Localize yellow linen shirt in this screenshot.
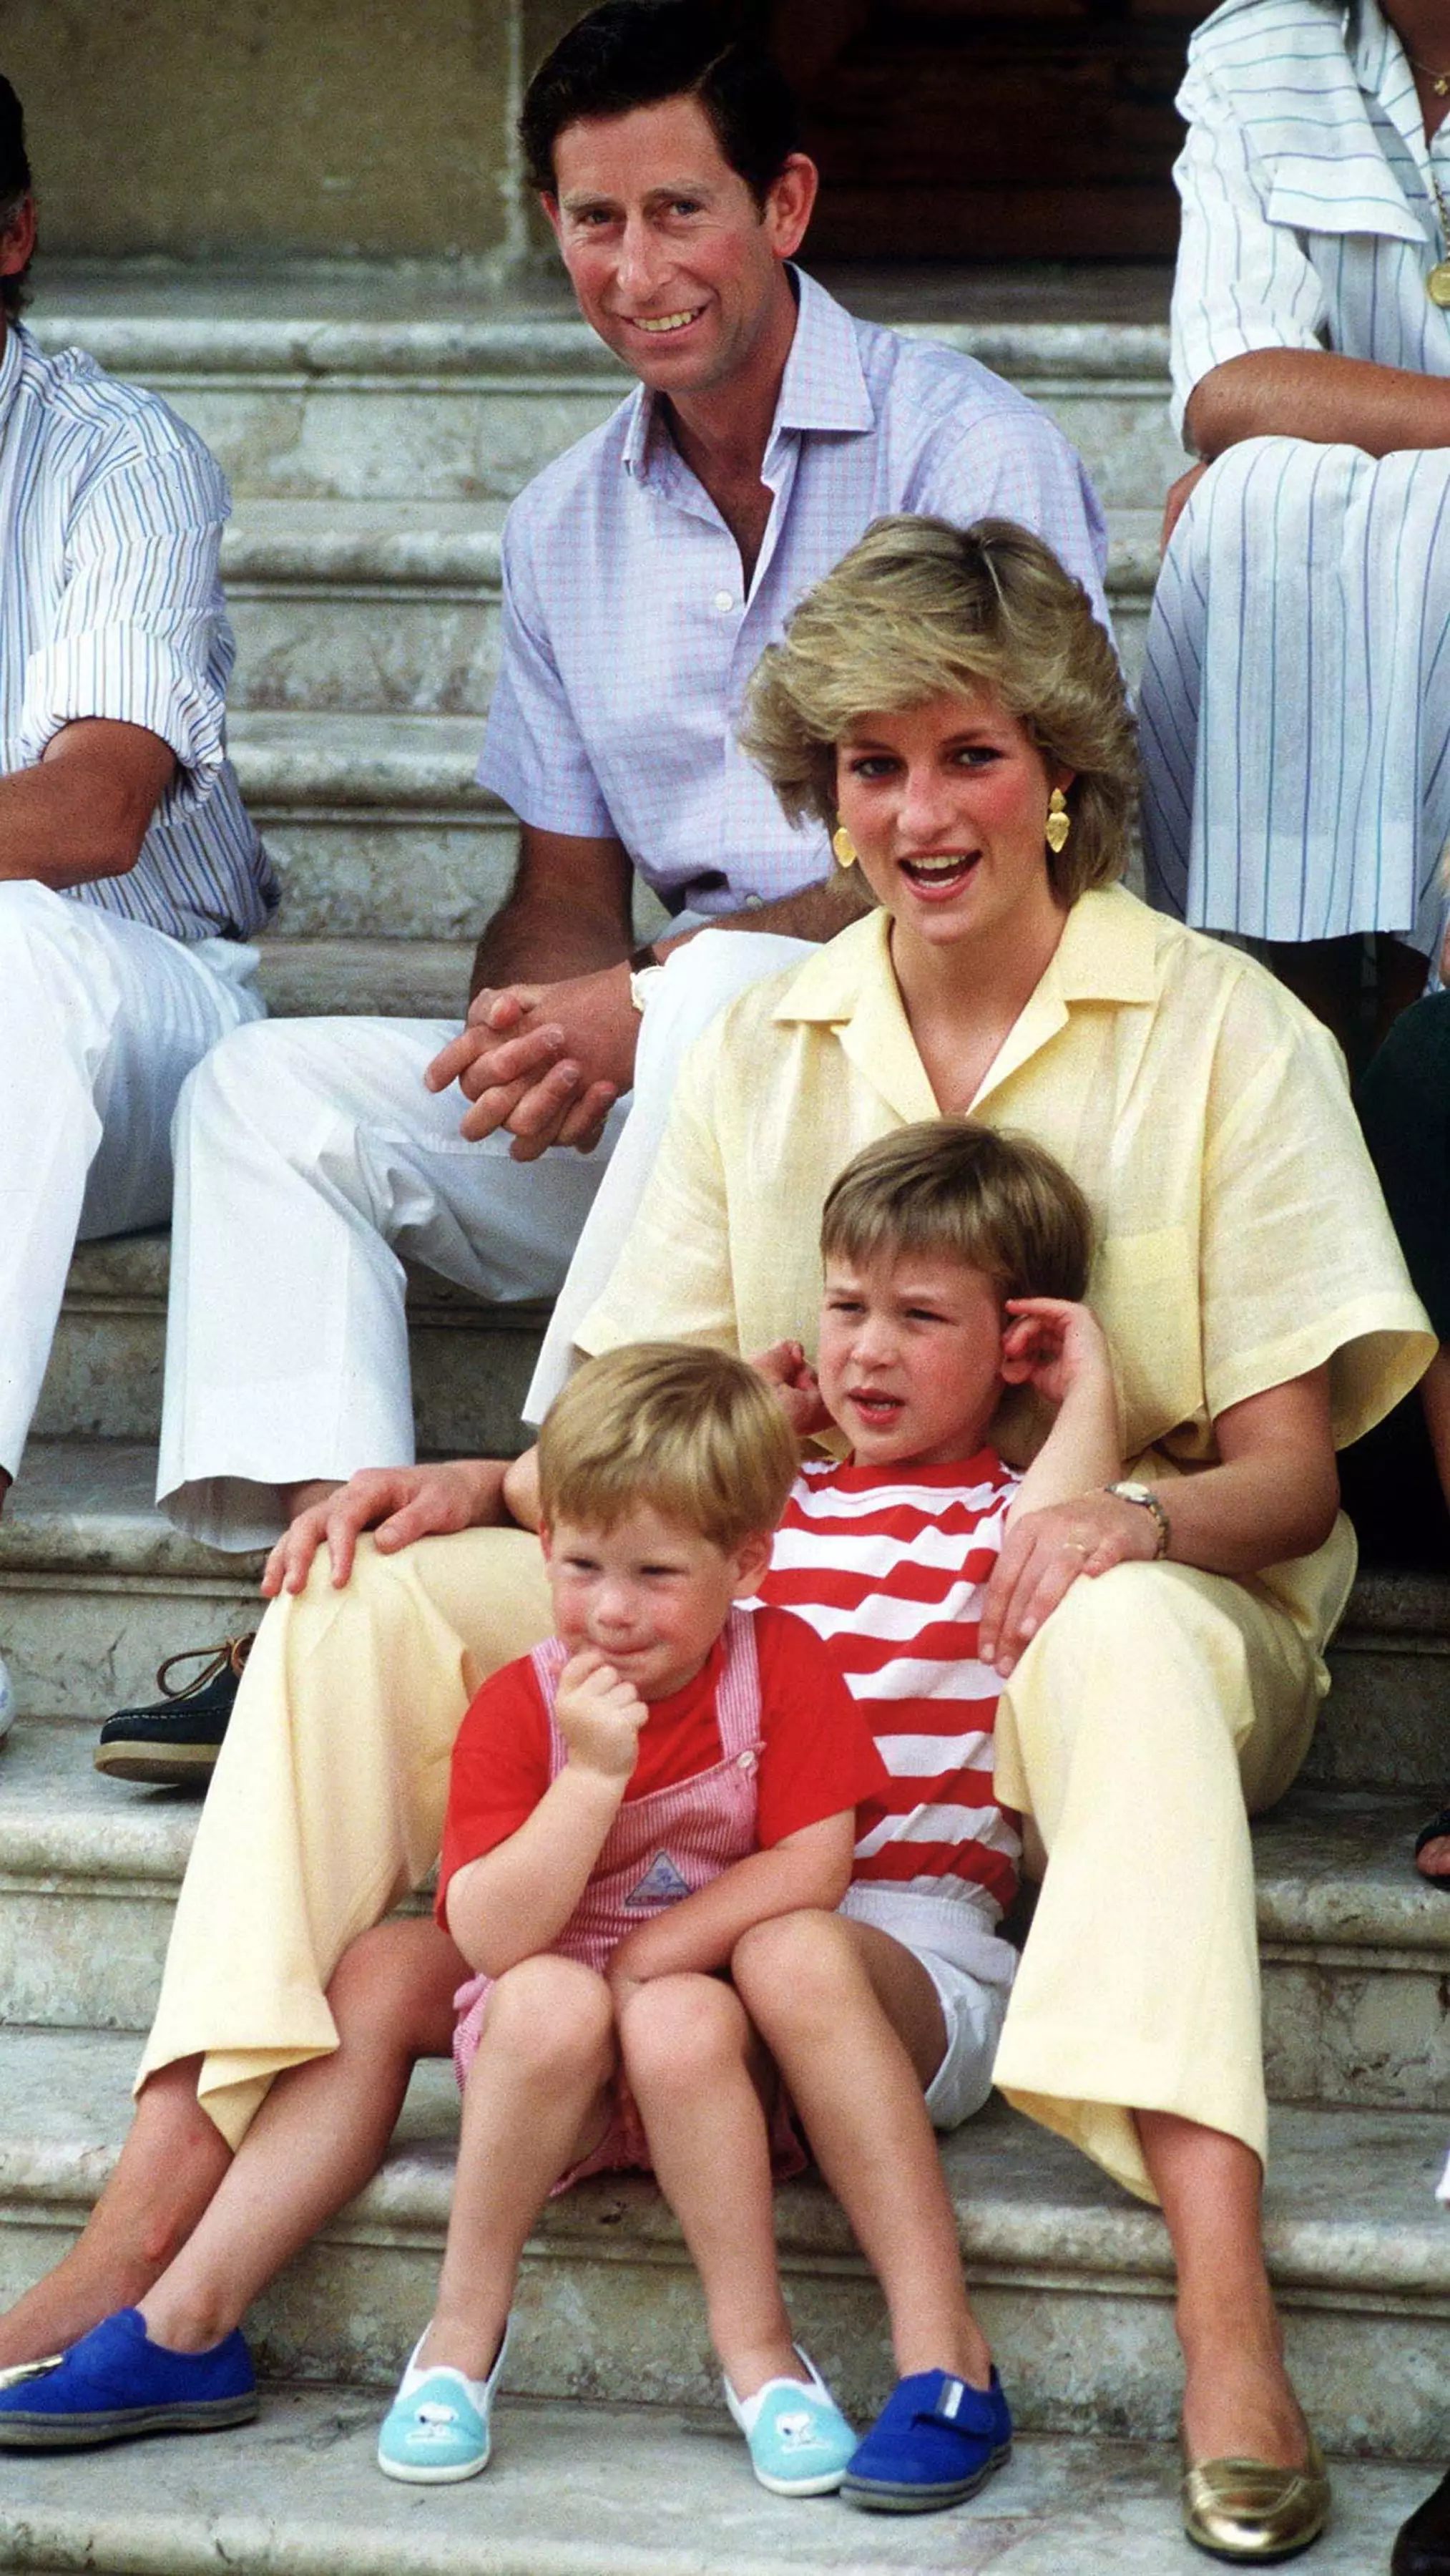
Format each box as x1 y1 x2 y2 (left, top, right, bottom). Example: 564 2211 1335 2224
579 887 1432 1641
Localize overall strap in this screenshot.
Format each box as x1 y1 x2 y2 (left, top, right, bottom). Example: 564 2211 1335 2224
529 1636 573 1782
713 1605 763 1760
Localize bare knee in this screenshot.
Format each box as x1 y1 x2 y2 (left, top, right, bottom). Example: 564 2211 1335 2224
733 1909 860 2037
481 1955 615 2085
620 1972 750 2097
327 1920 461 2054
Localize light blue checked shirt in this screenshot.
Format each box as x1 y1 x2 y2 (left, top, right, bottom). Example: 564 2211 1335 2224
1171 0 1450 441
0 323 276 941
479 269 1109 917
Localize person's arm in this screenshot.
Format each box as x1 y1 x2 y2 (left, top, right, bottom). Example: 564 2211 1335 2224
977 1365 1339 1677
431 849 869 1163
607 1810 855 1994
444 1649 645 1975
1186 350 1450 462
0 716 175 886
1004 1299 1121 1519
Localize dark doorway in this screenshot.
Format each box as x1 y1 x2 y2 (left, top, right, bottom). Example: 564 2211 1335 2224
768 2 1212 261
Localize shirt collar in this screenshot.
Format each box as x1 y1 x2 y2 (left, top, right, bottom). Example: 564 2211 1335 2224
771 884 1156 1115
620 265 874 482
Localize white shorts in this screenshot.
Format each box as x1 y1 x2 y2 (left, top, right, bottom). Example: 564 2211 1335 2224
917 1945 1015 2132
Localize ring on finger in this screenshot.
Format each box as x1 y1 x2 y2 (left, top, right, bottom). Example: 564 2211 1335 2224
1061 1539 1089 1553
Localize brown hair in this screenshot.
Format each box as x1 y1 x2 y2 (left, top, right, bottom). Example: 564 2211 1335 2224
820 1118 1092 1303
740 514 1137 903
538 1342 798 1546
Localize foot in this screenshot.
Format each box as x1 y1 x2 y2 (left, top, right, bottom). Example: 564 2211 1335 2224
841 2368 1012 2514
0 2308 255 2449
377 2318 511 2486
94 1636 253 1785
723 2347 856 2497
1180 2331 1311 2472
1393 2466 1450 2576
1414 1810 1450 1883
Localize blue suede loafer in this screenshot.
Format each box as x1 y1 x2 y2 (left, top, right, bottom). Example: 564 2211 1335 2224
841 2366 1012 2513
0 2308 257 2448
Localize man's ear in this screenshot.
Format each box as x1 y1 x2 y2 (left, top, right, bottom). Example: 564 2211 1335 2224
0 195 35 282
762 153 818 259
729 1529 774 1598
539 192 563 250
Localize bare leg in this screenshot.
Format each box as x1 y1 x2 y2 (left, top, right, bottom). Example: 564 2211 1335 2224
0 2059 230 2367
1137 2109 1307 2469
138 1921 461 2351
620 1971 798 2399
733 1910 992 2389
421 1953 617 2384
280 1478 343 1523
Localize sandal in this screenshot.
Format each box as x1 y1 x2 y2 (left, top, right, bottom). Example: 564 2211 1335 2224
1414 1809 1450 1883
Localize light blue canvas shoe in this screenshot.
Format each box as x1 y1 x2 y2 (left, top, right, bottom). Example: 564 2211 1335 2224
724 2346 856 2497
376 2318 511 2486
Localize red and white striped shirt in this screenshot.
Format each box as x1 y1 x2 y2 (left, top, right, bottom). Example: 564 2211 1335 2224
760 1450 1022 1968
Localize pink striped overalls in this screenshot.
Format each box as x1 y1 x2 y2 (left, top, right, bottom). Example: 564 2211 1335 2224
451 1605 766 2089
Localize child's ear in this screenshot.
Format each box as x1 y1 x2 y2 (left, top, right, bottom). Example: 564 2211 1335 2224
539 1522 555 1564
729 1529 774 1597
996 1311 1036 1387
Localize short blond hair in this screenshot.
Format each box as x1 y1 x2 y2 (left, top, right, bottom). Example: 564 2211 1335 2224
821 1120 1092 1303
740 514 1137 904
538 1343 799 1548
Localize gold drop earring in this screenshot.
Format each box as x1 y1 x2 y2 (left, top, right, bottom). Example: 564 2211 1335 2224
1044 789 1070 856
832 826 858 869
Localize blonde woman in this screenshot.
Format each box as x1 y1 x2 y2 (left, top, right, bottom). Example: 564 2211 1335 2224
3 522 1431 2561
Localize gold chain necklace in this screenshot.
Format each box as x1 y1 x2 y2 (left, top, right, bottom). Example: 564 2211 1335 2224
1409 48 1450 94
1427 161 1450 303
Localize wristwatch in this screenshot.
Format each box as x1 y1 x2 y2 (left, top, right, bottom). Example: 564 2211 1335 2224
628 942 665 1014
1104 1480 1171 1558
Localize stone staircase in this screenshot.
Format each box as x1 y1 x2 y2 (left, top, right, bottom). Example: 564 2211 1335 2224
0 258 1445 2571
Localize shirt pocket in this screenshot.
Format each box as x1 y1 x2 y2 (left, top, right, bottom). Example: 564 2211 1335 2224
1090 1226 1204 1462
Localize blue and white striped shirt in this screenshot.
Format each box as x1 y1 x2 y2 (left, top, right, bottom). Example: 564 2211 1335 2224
1171 0 1450 440
479 268 1109 917
0 322 276 940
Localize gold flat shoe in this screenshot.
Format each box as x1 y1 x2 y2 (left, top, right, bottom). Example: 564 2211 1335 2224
1181 2435 1331 2562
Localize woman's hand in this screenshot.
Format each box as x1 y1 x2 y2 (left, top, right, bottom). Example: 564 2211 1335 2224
260 1458 509 1598
556 1649 648 1782
978 1489 1159 1677
750 1337 831 1440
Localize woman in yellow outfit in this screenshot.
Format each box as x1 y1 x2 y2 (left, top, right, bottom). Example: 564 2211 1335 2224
2 520 1431 2560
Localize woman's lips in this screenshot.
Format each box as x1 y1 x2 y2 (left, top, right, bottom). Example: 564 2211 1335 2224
898 853 979 899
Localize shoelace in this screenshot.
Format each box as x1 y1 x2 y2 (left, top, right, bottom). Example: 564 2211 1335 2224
152 1634 253 1702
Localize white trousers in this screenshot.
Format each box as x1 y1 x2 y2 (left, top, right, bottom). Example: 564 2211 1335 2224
0 882 263 1482
157 932 811 1550
1140 436 1450 952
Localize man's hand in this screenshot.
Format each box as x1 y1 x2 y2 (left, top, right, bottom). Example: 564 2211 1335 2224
260 1460 510 1596
750 1337 831 1440
556 1649 649 1780
1161 460 1209 552
425 962 639 1159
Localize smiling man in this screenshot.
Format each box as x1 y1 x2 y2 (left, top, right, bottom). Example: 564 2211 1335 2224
101 0 1109 1782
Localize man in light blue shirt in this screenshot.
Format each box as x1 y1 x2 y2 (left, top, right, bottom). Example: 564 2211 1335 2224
130 0 1109 1737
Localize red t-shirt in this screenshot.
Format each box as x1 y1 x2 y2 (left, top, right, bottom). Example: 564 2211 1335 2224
437 1603 887 1920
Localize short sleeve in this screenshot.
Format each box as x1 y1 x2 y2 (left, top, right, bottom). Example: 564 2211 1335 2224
436 1659 552 1921
1198 970 1434 1443
753 1606 889 1844
17 440 231 815
1170 80 1330 441
917 411 1111 633
577 1010 744 1360
476 500 618 840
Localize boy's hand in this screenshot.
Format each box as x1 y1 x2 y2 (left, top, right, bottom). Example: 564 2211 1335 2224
1001 1298 1112 1410
556 1649 649 1782
750 1337 831 1440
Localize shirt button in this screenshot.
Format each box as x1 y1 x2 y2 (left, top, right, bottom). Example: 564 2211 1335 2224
714 590 734 613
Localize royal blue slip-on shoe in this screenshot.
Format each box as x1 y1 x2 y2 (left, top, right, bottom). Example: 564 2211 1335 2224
841 2366 1012 2514
0 2308 257 2449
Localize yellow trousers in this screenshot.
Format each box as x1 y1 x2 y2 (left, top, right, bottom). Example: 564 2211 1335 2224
139 1521 1354 2197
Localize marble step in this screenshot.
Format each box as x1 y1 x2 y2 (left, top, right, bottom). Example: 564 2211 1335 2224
0 2025 1445 2459
220 502 1159 718
2 1715 1446 2122
0 2393 1433 2576
29 260 1181 514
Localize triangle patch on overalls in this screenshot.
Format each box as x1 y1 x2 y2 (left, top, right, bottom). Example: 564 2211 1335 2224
624 1850 693 1910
